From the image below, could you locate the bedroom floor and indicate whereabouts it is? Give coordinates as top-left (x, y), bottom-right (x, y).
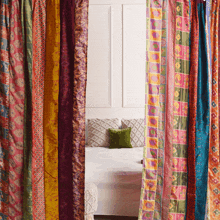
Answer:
top-left (95, 215), bottom-right (138, 220)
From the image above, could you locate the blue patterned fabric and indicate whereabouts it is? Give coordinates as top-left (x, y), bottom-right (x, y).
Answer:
top-left (195, 3), bottom-right (210, 219)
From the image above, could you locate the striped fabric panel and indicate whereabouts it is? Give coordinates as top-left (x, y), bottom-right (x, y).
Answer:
top-left (21, 0), bottom-right (33, 218)
top-left (44, 0), bottom-right (60, 218)
top-left (72, 1), bottom-right (89, 218)
top-left (138, 0), bottom-right (163, 218)
top-left (218, 4), bottom-right (220, 220)
top-left (153, 0), bottom-right (167, 218)
top-left (195, 2), bottom-right (210, 219)
top-left (186, 0), bottom-right (199, 219)
top-left (138, 0), bottom-right (151, 217)
top-left (205, 0), bottom-right (212, 218)
top-left (59, 0), bottom-right (74, 218)
top-left (8, 0), bottom-right (25, 218)
top-left (32, 0), bottom-right (46, 219)
top-left (168, 1), bottom-right (190, 219)
top-left (208, 0), bottom-right (220, 218)
top-left (0, 0), bottom-right (10, 219)
top-left (161, 0), bottom-right (176, 218)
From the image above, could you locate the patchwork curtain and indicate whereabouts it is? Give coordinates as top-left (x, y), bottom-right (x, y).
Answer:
top-left (0, 0), bottom-right (88, 219)
top-left (139, 0), bottom-right (220, 219)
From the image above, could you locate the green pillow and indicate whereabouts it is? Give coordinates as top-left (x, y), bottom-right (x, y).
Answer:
top-left (108, 127), bottom-right (133, 149)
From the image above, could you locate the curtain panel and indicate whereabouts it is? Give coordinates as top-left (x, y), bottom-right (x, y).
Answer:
top-left (139, 0), bottom-right (220, 219)
top-left (0, 0), bottom-right (88, 219)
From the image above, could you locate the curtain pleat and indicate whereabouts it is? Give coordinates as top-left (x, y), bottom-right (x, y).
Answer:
top-left (21, 0), bottom-right (33, 218)
top-left (167, 0), bottom-right (190, 218)
top-left (186, 0), bottom-right (199, 219)
top-left (161, 0), bottom-right (176, 217)
top-left (205, 0), bottom-right (212, 217)
top-left (138, 0), bottom-right (163, 218)
top-left (32, 0), bottom-right (46, 219)
top-left (72, 0), bottom-right (89, 219)
top-left (153, 0), bottom-right (167, 218)
top-left (195, 2), bottom-right (210, 219)
top-left (58, 0), bottom-right (74, 219)
top-left (218, 7), bottom-right (220, 220)
top-left (208, 0), bottom-right (220, 218)
top-left (8, 0), bottom-right (25, 218)
top-left (0, 0), bottom-right (10, 218)
top-left (43, 0), bottom-right (60, 218)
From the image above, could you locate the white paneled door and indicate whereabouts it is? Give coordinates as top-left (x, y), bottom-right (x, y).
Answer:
top-left (86, 0), bottom-right (146, 120)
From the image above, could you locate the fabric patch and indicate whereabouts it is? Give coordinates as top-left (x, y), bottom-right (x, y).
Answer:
top-left (150, 19), bottom-right (162, 30)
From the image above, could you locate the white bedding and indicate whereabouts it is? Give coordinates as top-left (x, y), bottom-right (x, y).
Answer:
top-left (85, 147), bottom-right (143, 217)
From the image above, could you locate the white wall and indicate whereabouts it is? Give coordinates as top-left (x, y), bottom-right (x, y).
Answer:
top-left (86, 0), bottom-right (146, 141)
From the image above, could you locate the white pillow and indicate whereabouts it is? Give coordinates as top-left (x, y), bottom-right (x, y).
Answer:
top-left (121, 118), bottom-right (144, 147)
top-left (87, 118), bottom-right (120, 147)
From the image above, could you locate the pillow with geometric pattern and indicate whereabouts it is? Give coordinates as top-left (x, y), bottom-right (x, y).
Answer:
top-left (121, 118), bottom-right (144, 147)
top-left (87, 118), bottom-right (120, 147)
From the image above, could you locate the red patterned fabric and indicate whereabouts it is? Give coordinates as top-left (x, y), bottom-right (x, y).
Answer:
top-left (8, 0), bottom-right (25, 218)
top-left (186, 0), bottom-right (199, 219)
top-left (0, 0), bottom-right (10, 218)
top-left (219, 0), bottom-right (220, 163)
top-left (208, 0), bottom-right (220, 218)
top-left (32, 0), bottom-right (46, 219)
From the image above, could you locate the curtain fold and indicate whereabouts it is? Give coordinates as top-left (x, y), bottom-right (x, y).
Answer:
top-left (0, 0), bottom-right (10, 218)
top-left (186, 0), bottom-right (199, 218)
top-left (138, 0), bottom-right (161, 217)
top-left (58, 0), bottom-right (74, 218)
top-left (139, 0), bottom-right (165, 218)
top-left (205, 0), bottom-right (212, 217)
top-left (32, 0), bottom-right (46, 219)
top-left (153, 0), bottom-right (167, 218)
top-left (9, 0), bottom-right (25, 218)
top-left (21, 0), bottom-right (33, 218)
top-left (162, 0), bottom-right (175, 216)
top-left (167, 0), bottom-right (190, 218)
top-left (72, 0), bottom-right (89, 219)
top-left (208, 0), bottom-right (220, 218)
top-left (43, 0), bottom-right (60, 218)
top-left (195, 2), bottom-right (210, 218)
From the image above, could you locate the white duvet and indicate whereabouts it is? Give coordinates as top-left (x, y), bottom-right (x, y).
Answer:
top-left (85, 147), bottom-right (144, 217)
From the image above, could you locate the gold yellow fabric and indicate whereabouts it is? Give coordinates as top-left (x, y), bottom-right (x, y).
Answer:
top-left (43, 0), bottom-right (60, 218)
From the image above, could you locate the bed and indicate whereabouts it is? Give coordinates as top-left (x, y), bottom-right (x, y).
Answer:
top-left (85, 147), bottom-right (143, 217)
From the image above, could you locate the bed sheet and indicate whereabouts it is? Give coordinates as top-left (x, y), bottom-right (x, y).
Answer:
top-left (85, 147), bottom-right (143, 216)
